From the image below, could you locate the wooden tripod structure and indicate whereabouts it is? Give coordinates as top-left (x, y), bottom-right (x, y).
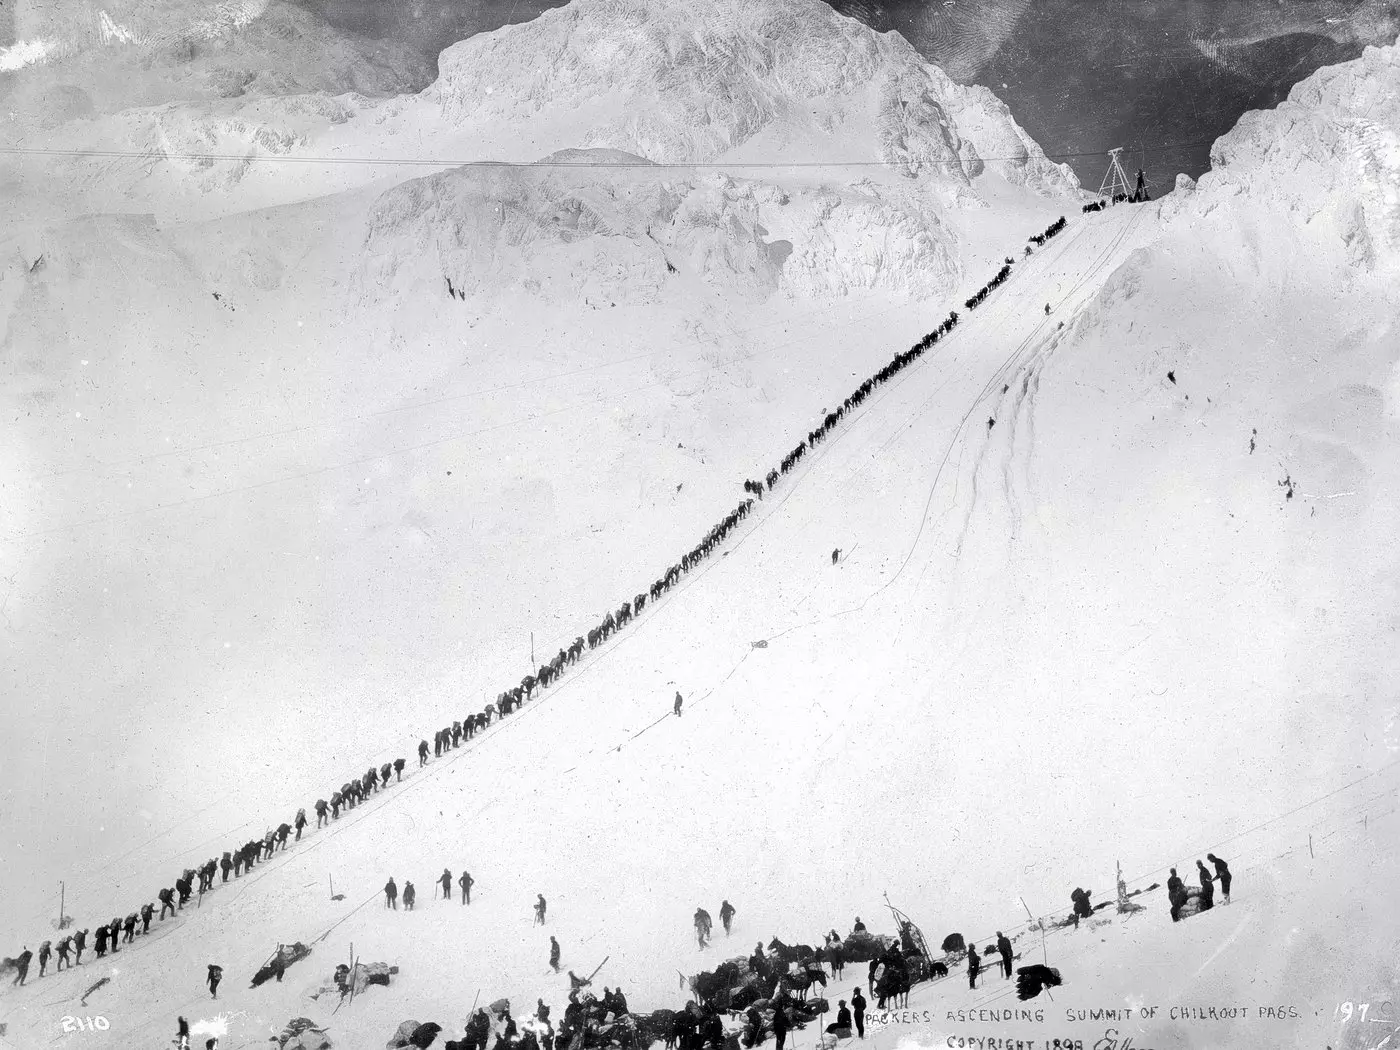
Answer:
top-left (1098, 147), bottom-right (1133, 201)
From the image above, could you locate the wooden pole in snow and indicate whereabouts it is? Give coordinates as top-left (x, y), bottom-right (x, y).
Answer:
top-left (1020, 898), bottom-right (1046, 966)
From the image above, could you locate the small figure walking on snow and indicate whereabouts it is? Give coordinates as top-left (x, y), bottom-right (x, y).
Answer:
top-left (694, 907), bottom-right (712, 949)
top-left (1044, 303), bottom-right (1051, 315)
top-left (535, 894), bottom-right (548, 925)
top-left (831, 548), bottom-right (841, 565)
top-left (674, 691), bottom-right (683, 717)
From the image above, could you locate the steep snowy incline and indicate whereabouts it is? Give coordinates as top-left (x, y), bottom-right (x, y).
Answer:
top-left (0, 204), bottom-right (1183, 1049)
top-left (0, 146), bottom-right (1073, 952)
top-left (0, 0), bottom-right (1079, 223)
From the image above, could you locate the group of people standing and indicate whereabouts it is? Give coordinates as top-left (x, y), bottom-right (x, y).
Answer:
top-left (1167, 855), bottom-right (1232, 921)
top-left (964, 932), bottom-right (1015, 990)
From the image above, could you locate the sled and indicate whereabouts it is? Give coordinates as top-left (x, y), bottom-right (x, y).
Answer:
top-left (251, 942), bottom-right (312, 987)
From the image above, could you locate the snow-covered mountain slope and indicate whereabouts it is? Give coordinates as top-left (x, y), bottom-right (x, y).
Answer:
top-left (0, 0), bottom-right (1079, 224)
top-left (3, 12), bottom-right (1399, 1050)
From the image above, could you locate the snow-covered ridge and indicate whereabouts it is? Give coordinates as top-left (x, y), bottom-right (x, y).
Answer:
top-left (425, 0), bottom-right (1077, 193)
top-left (1163, 37), bottom-right (1400, 277)
top-left (0, 0), bottom-right (1079, 221)
top-left (356, 152), bottom-right (962, 312)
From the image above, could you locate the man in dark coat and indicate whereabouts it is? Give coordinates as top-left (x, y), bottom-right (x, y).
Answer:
top-left (315, 799), bottom-right (329, 827)
top-left (395, 757), bottom-right (406, 780)
top-left (37, 940), bottom-right (51, 977)
top-left (294, 809), bottom-right (307, 841)
top-left (719, 900), bottom-right (735, 935)
top-left (1207, 854), bottom-right (1232, 902)
top-left (439, 868), bottom-right (453, 900)
top-left (1167, 868), bottom-right (1186, 922)
top-left (771, 1002), bottom-right (790, 1050)
top-left (385, 877), bottom-right (398, 909)
top-left (141, 903), bottom-right (154, 934)
top-left (418, 739), bottom-right (430, 766)
top-left (674, 691), bottom-right (683, 717)
top-left (1070, 888), bottom-right (1093, 926)
top-left (160, 887), bottom-right (177, 919)
top-left (94, 926), bottom-right (108, 958)
top-left (459, 870), bottom-right (474, 904)
top-left (1196, 861), bottom-right (1215, 910)
top-left (694, 907), bottom-right (712, 948)
top-left (221, 851), bottom-right (234, 880)
top-left (550, 936), bottom-right (561, 972)
top-left (56, 935), bottom-right (72, 970)
top-left (11, 947), bottom-right (32, 985)
top-left (535, 894), bottom-right (547, 924)
top-left (967, 943), bottom-right (981, 989)
top-left (109, 917), bottom-right (123, 950)
top-left (403, 881), bottom-right (416, 910)
top-left (123, 913), bottom-right (138, 943)
top-left (851, 989), bottom-right (867, 1038)
top-left (826, 1001), bottom-right (853, 1035)
top-left (996, 931), bottom-right (1014, 979)
top-left (73, 928), bottom-right (87, 964)
top-left (207, 963), bottom-right (222, 998)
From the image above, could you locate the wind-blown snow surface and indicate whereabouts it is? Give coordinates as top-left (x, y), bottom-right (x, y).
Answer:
top-left (2, 7), bottom-right (1399, 1050)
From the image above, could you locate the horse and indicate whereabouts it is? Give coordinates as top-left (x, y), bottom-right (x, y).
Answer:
top-left (874, 964), bottom-right (910, 1010)
top-left (779, 967), bottom-right (827, 1001)
top-left (766, 938), bottom-right (815, 965)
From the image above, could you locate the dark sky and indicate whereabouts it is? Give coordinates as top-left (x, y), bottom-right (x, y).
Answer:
top-left (293, 0), bottom-right (1399, 187)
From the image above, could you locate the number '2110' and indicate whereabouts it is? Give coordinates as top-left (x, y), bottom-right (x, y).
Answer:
top-left (60, 1015), bottom-right (110, 1032)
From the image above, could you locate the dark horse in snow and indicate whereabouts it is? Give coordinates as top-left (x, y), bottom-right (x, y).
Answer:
top-left (780, 967), bottom-right (827, 1001)
top-left (766, 938), bottom-right (815, 965)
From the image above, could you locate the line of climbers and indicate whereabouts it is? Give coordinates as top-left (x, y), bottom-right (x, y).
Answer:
top-left (746, 308), bottom-right (967, 500)
top-left (5, 218), bottom-right (1071, 985)
top-left (1027, 216), bottom-right (1067, 248)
